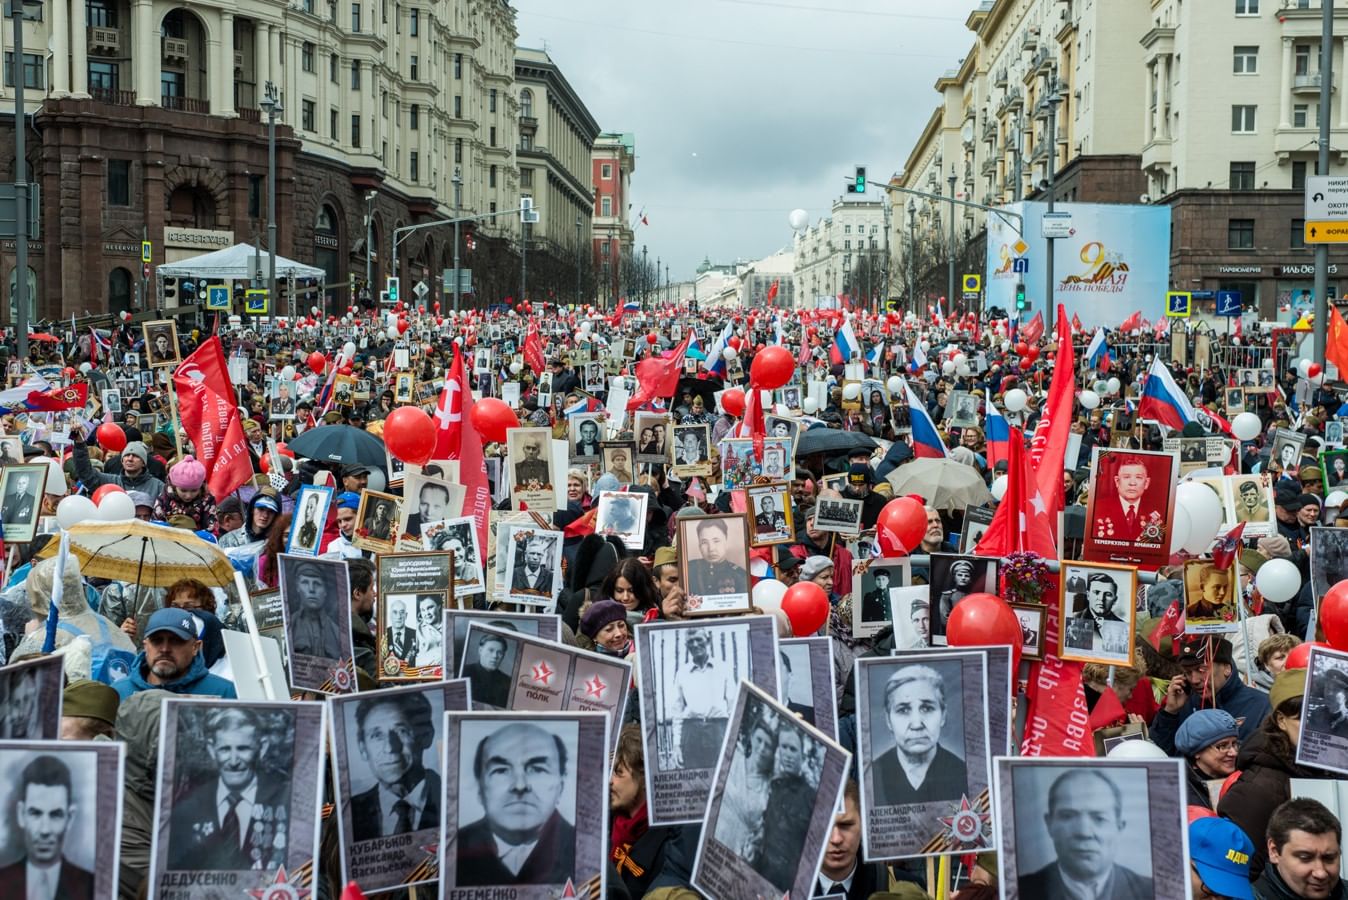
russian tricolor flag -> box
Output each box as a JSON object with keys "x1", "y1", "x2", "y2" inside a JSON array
[
  {"x1": 1137, "y1": 359, "x2": 1195, "y2": 431},
  {"x1": 985, "y1": 401, "x2": 1010, "y2": 470},
  {"x1": 903, "y1": 379, "x2": 950, "y2": 459},
  {"x1": 865, "y1": 344, "x2": 882, "y2": 367},
  {"x1": 831, "y1": 321, "x2": 862, "y2": 365},
  {"x1": 1085, "y1": 327, "x2": 1111, "y2": 372},
  {"x1": 706, "y1": 321, "x2": 734, "y2": 377},
  {"x1": 909, "y1": 342, "x2": 928, "y2": 373}
]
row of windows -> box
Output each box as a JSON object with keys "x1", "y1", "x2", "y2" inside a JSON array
[
  {"x1": 842, "y1": 224, "x2": 880, "y2": 235},
  {"x1": 1233, "y1": 43, "x2": 1324, "y2": 76},
  {"x1": 1232, "y1": 103, "x2": 1325, "y2": 133},
  {"x1": 1226, "y1": 218, "x2": 1314, "y2": 251}
]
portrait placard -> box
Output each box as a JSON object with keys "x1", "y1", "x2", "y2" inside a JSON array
[
  {"x1": 993, "y1": 757, "x2": 1188, "y2": 900},
  {"x1": 1311, "y1": 527, "x2": 1348, "y2": 603},
  {"x1": 928, "y1": 553, "x2": 999, "y2": 644},
  {"x1": 746, "y1": 481, "x2": 794, "y2": 547},
  {"x1": 635, "y1": 616, "x2": 780, "y2": 825},
  {"x1": 813, "y1": 496, "x2": 864, "y2": 536},
  {"x1": 443, "y1": 610, "x2": 562, "y2": 675},
  {"x1": 1270, "y1": 427, "x2": 1308, "y2": 473},
  {"x1": 397, "y1": 473, "x2": 466, "y2": 549},
  {"x1": 853, "y1": 558, "x2": 912, "y2": 639},
  {"x1": 780, "y1": 636, "x2": 839, "y2": 741},
  {"x1": 376, "y1": 551, "x2": 454, "y2": 681},
  {"x1": 0, "y1": 654, "x2": 63, "y2": 739},
  {"x1": 507, "y1": 426, "x2": 556, "y2": 513},
  {"x1": 149, "y1": 699, "x2": 327, "y2": 898},
  {"x1": 0, "y1": 462, "x2": 48, "y2": 544},
  {"x1": 457, "y1": 624, "x2": 631, "y2": 745},
  {"x1": 889, "y1": 586, "x2": 933, "y2": 650},
  {"x1": 1011, "y1": 603, "x2": 1048, "y2": 662},
  {"x1": 1058, "y1": 561, "x2": 1138, "y2": 666},
  {"x1": 634, "y1": 412, "x2": 672, "y2": 465},
  {"x1": 595, "y1": 490, "x2": 649, "y2": 552},
  {"x1": 959, "y1": 506, "x2": 996, "y2": 554},
  {"x1": 946, "y1": 390, "x2": 979, "y2": 428},
  {"x1": 943, "y1": 644, "x2": 1014, "y2": 757},
  {"x1": 502, "y1": 526, "x2": 565, "y2": 608},
  {"x1": 0, "y1": 739, "x2": 124, "y2": 897},
  {"x1": 267, "y1": 375, "x2": 297, "y2": 419},
  {"x1": 331, "y1": 681, "x2": 470, "y2": 892},
  {"x1": 1228, "y1": 473, "x2": 1275, "y2": 536},
  {"x1": 1082, "y1": 447, "x2": 1178, "y2": 568},
  {"x1": 671, "y1": 423, "x2": 711, "y2": 478},
  {"x1": 439, "y1": 711, "x2": 609, "y2": 898},
  {"x1": 0, "y1": 436, "x2": 23, "y2": 465},
  {"x1": 856, "y1": 652, "x2": 992, "y2": 859},
  {"x1": 142, "y1": 319, "x2": 181, "y2": 368},
  {"x1": 1182, "y1": 559, "x2": 1239, "y2": 634},
  {"x1": 678, "y1": 512, "x2": 753, "y2": 615},
  {"x1": 693, "y1": 681, "x2": 851, "y2": 900},
  {"x1": 600, "y1": 440, "x2": 637, "y2": 484},
  {"x1": 278, "y1": 553, "x2": 357, "y2": 693},
  {"x1": 421, "y1": 515, "x2": 485, "y2": 596},
  {"x1": 569, "y1": 413, "x2": 604, "y2": 465},
  {"x1": 354, "y1": 489, "x2": 401, "y2": 554},
  {"x1": 285, "y1": 483, "x2": 333, "y2": 557},
  {"x1": 1297, "y1": 645, "x2": 1348, "y2": 775}
]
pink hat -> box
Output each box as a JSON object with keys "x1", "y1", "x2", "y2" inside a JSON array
[{"x1": 169, "y1": 455, "x2": 207, "y2": 491}]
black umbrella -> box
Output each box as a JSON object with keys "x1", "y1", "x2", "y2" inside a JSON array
[
  {"x1": 795, "y1": 426, "x2": 878, "y2": 458},
  {"x1": 675, "y1": 375, "x2": 722, "y2": 409},
  {"x1": 287, "y1": 424, "x2": 387, "y2": 468}
]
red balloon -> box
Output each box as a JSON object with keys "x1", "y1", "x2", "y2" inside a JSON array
[
  {"x1": 1019, "y1": 355, "x2": 1034, "y2": 369},
  {"x1": 720, "y1": 388, "x2": 746, "y2": 417},
  {"x1": 781, "y1": 581, "x2": 829, "y2": 636},
  {"x1": 876, "y1": 497, "x2": 926, "y2": 555},
  {"x1": 92, "y1": 484, "x2": 125, "y2": 504},
  {"x1": 1285, "y1": 640, "x2": 1333, "y2": 670},
  {"x1": 1321, "y1": 580, "x2": 1348, "y2": 650},
  {"x1": 383, "y1": 406, "x2": 437, "y2": 466},
  {"x1": 947, "y1": 591, "x2": 1024, "y2": 672},
  {"x1": 751, "y1": 345, "x2": 795, "y2": 390},
  {"x1": 1309, "y1": 362, "x2": 1324, "y2": 378},
  {"x1": 1026, "y1": 347, "x2": 1040, "y2": 361},
  {"x1": 469, "y1": 398, "x2": 520, "y2": 444},
  {"x1": 307, "y1": 351, "x2": 326, "y2": 374},
  {"x1": 338, "y1": 364, "x2": 354, "y2": 376},
  {"x1": 276, "y1": 443, "x2": 295, "y2": 459},
  {"x1": 96, "y1": 422, "x2": 127, "y2": 453},
  {"x1": 1015, "y1": 342, "x2": 1029, "y2": 356},
  {"x1": 397, "y1": 318, "x2": 411, "y2": 335},
  {"x1": 647, "y1": 333, "x2": 659, "y2": 344}
]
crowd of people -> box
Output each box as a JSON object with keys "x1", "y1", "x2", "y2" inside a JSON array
[{"x1": 1, "y1": 302, "x2": 1347, "y2": 900}]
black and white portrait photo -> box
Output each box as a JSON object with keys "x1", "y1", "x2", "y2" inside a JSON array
[
  {"x1": 100, "y1": 388, "x2": 122, "y2": 415},
  {"x1": 508, "y1": 427, "x2": 556, "y2": 513},
  {"x1": 279, "y1": 554, "x2": 356, "y2": 692},
  {"x1": 1271, "y1": 428, "x2": 1308, "y2": 474},
  {"x1": 601, "y1": 442, "x2": 636, "y2": 484},
  {"x1": 778, "y1": 385, "x2": 802, "y2": 410},
  {"x1": 423, "y1": 516, "x2": 485, "y2": 596},
  {"x1": 1297, "y1": 645, "x2": 1348, "y2": 775},
  {"x1": 439, "y1": 712, "x2": 608, "y2": 897},
  {"x1": 1012, "y1": 603, "x2": 1048, "y2": 662},
  {"x1": 946, "y1": 390, "x2": 979, "y2": 428},
  {"x1": 764, "y1": 414, "x2": 800, "y2": 448},
  {"x1": 1329, "y1": 420, "x2": 1346, "y2": 448},
  {"x1": 0, "y1": 437, "x2": 23, "y2": 466},
  {"x1": 569, "y1": 414, "x2": 604, "y2": 464},
  {"x1": 0, "y1": 742, "x2": 123, "y2": 899},
  {"x1": 671, "y1": 424, "x2": 711, "y2": 477},
  {"x1": 635, "y1": 412, "x2": 671, "y2": 464},
  {"x1": 0, "y1": 463, "x2": 47, "y2": 544},
  {"x1": 889, "y1": 586, "x2": 933, "y2": 650},
  {"x1": 693, "y1": 681, "x2": 850, "y2": 900},
  {"x1": 331, "y1": 681, "x2": 469, "y2": 892},
  {"x1": 856, "y1": 652, "x2": 993, "y2": 860},
  {"x1": 779, "y1": 636, "x2": 838, "y2": 740},
  {"x1": 595, "y1": 490, "x2": 649, "y2": 552},
  {"x1": 584, "y1": 361, "x2": 606, "y2": 392},
  {"x1": 150, "y1": 700, "x2": 326, "y2": 895},
  {"x1": 1311, "y1": 527, "x2": 1348, "y2": 603},
  {"x1": 504, "y1": 528, "x2": 564, "y2": 607},
  {"x1": 142, "y1": 320, "x2": 180, "y2": 368},
  {"x1": 0, "y1": 655, "x2": 63, "y2": 740},
  {"x1": 678, "y1": 513, "x2": 752, "y2": 615},
  {"x1": 355, "y1": 489, "x2": 401, "y2": 553},
  {"x1": 813, "y1": 496, "x2": 863, "y2": 536},
  {"x1": 959, "y1": 506, "x2": 996, "y2": 554},
  {"x1": 285, "y1": 484, "x2": 333, "y2": 557},
  {"x1": 443, "y1": 610, "x2": 561, "y2": 675},
  {"x1": 635, "y1": 617, "x2": 780, "y2": 825},
  {"x1": 854, "y1": 559, "x2": 911, "y2": 639},
  {"x1": 376, "y1": 550, "x2": 453, "y2": 681},
  {"x1": 1059, "y1": 562, "x2": 1137, "y2": 666},
  {"x1": 398, "y1": 473, "x2": 464, "y2": 545},
  {"x1": 928, "y1": 554, "x2": 999, "y2": 643},
  {"x1": 994, "y1": 758, "x2": 1186, "y2": 900},
  {"x1": 746, "y1": 482, "x2": 793, "y2": 547}
]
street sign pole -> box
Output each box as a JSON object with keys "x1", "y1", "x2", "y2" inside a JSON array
[{"x1": 1315, "y1": 0, "x2": 1333, "y2": 364}]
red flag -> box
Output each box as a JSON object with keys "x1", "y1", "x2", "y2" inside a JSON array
[
  {"x1": 626, "y1": 331, "x2": 692, "y2": 412},
  {"x1": 974, "y1": 426, "x2": 1055, "y2": 557},
  {"x1": 1148, "y1": 600, "x2": 1186, "y2": 650},
  {"x1": 563, "y1": 507, "x2": 598, "y2": 538},
  {"x1": 1070, "y1": 313, "x2": 1083, "y2": 334},
  {"x1": 1235, "y1": 315, "x2": 1244, "y2": 340},
  {"x1": 1211, "y1": 522, "x2": 1247, "y2": 570},
  {"x1": 766, "y1": 280, "x2": 779, "y2": 302},
  {"x1": 524, "y1": 325, "x2": 546, "y2": 376},
  {"x1": 435, "y1": 346, "x2": 492, "y2": 557},
  {"x1": 1087, "y1": 684, "x2": 1128, "y2": 731},
  {"x1": 1020, "y1": 311, "x2": 1044, "y2": 345},
  {"x1": 1027, "y1": 305, "x2": 1075, "y2": 553},
  {"x1": 172, "y1": 336, "x2": 253, "y2": 501},
  {"x1": 24, "y1": 383, "x2": 87, "y2": 412},
  {"x1": 341, "y1": 884, "x2": 368, "y2": 900},
  {"x1": 1119, "y1": 310, "x2": 1143, "y2": 333},
  {"x1": 1329, "y1": 306, "x2": 1348, "y2": 376},
  {"x1": 1020, "y1": 572, "x2": 1092, "y2": 757}
]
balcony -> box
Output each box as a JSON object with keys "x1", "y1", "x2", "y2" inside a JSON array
[
  {"x1": 1293, "y1": 72, "x2": 1333, "y2": 94},
  {"x1": 238, "y1": 105, "x2": 260, "y2": 122},
  {"x1": 994, "y1": 67, "x2": 1008, "y2": 87},
  {"x1": 87, "y1": 26, "x2": 119, "y2": 54},
  {"x1": 161, "y1": 95, "x2": 210, "y2": 113},
  {"x1": 89, "y1": 88, "x2": 136, "y2": 106},
  {"x1": 981, "y1": 157, "x2": 997, "y2": 176},
  {"x1": 981, "y1": 117, "x2": 996, "y2": 141},
  {"x1": 518, "y1": 114, "x2": 537, "y2": 131},
  {"x1": 1141, "y1": 136, "x2": 1172, "y2": 172},
  {"x1": 1034, "y1": 46, "x2": 1055, "y2": 75},
  {"x1": 1021, "y1": 29, "x2": 1038, "y2": 51},
  {"x1": 162, "y1": 36, "x2": 188, "y2": 60},
  {"x1": 996, "y1": 86, "x2": 1023, "y2": 115}
]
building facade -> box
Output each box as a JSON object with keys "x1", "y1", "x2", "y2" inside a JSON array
[
  {"x1": 793, "y1": 196, "x2": 887, "y2": 309},
  {"x1": 0, "y1": 0, "x2": 578, "y2": 321},
  {"x1": 592, "y1": 132, "x2": 635, "y2": 308}
]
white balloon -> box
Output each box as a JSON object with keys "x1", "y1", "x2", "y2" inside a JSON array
[
  {"x1": 723, "y1": 347, "x2": 738, "y2": 360},
  {"x1": 920, "y1": 340, "x2": 930, "y2": 352},
  {"x1": 990, "y1": 474, "x2": 1008, "y2": 501},
  {"x1": 1328, "y1": 490, "x2": 1348, "y2": 509},
  {"x1": 365, "y1": 468, "x2": 387, "y2": 492},
  {"x1": 886, "y1": 376, "x2": 904, "y2": 394},
  {"x1": 956, "y1": 363, "x2": 972, "y2": 377},
  {"x1": 343, "y1": 341, "x2": 357, "y2": 358},
  {"x1": 842, "y1": 382, "x2": 862, "y2": 401},
  {"x1": 1169, "y1": 504, "x2": 1192, "y2": 555},
  {"x1": 509, "y1": 362, "x2": 523, "y2": 375},
  {"x1": 279, "y1": 366, "x2": 296, "y2": 381},
  {"x1": 1106, "y1": 377, "x2": 1121, "y2": 395},
  {"x1": 1298, "y1": 358, "x2": 1313, "y2": 377},
  {"x1": 788, "y1": 208, "x2": 809, "y2": 231},
  {"x1": 1000, "y1": 341, "x2": 1011, "y2": 352},
  {"x1": 953, "y1": 353, "x2": 968, "y2": 366},
  {"x1": 1004, "y1": 388, "x2": 1028, "y2": 412},
  {"x1": 802, "y1": 397, "x2": 820, "y2": 414},
  {"x1": 311, "y1": 306, "x2": 320, "y2": 316},
  {"x1": 79, "y1": 362, "x2": 92, "y2": 374},
  {"x1": 753, "y1": 579, "x2": 788, "y2": 613},
  {"x1": 1176, "y1": 482, "x2": 1224, "y2": 549},
  {"x1": 1078, "y1": 389, "x2": 1100, "y2": 410},
  {"x1": 942, "y1": 360, "x2": 956, "y2": 375},
  {"x1": 580, "y1": 321, "x2": 593, "y2": 333},
  {"x1": 97, "y1": 492, "x2": 136, "y2": 522},
  {"x1": 1231, "y1": 412, "x2": 1262, "y2": 442},
  {"x1": 1094, "y1": 379, "x2": 1110, "y2": 394},
  {"x1": 1106, "y1": 738, "x2": 1170, "y2": 759},
  {"x1": 56, "y1": 495, "x2": 96, "y2": 530},
  {"x1": 1256, "y1": 558, "x2": 1302, "y2": 604}
]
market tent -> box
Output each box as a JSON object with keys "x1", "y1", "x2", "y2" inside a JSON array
[{"x1": 157, "y1": 243, "x2": 326, "y2": 280}]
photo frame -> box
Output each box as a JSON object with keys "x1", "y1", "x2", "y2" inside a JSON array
[
  {"x1": 0, "y1": 462, "x2": 47, "y2": 544},
  {"x1": 595, "y1": 490, "x2": 649, "y2": 552},
  {"x1": 634, "y1": 412, "x2": 672, "y2": 465},
  {"x1": 422, "y1": 515, "x2": 485, "y2": 596},
  {"x1": 569, "y1": 413, "x2": 604, "y2": 465},
  {"x1": 0, "y1": 654, "x2": 64, "y2": 739},
  {"x1": 1093, "y1": 721, "x2": 1150, "y2": 757},
  {"x1": 600, "y1": 441, "x2": 636, "y2": 484},
  {"x1": 1296, "y1": 644, "x2": 1348, "y2": 775},
  {"x1": 1058, "y1": 560, "x2": 1138, "y2": 666},
  {"x1": 812, "y1": 496, "x2": 863, "y2": 536},
  {"x1": 142, "y1": 319, "x2": 181, "y2": 368},
  {"x1": 928, "y1": 553, "x2": 1000, "y2": 643},
  {"x1": 285, "y1": 484, "x2": 334, "y2": 557},
  {"x1": 1082, "y1": 447, "x2": 1178, "y2": 568},
  {"x1": 353, "y1": 489, "x2": 401, "y2": 554},
  {"x1": 1010, "y1": 603, "x2": 1048, "y2": 662},
  {"x1": 278, "y1": 553, "x2": 357, "y2": 692},
  {"x1": 745, "y1": 481, "x2": 794, "y2": 547},
  {"x1": 780, "y1": 636, "x2": 839, "y2": 740},
  {"x1": 672, "y1": 423, "x2": 711, "y2": 478},
  {"x1": 1182, "y1": 558, "x2": 1240, "y2": 634},
  {"x1": 853, "y1": 558, "x2": 912, "y2": 639},
  {"x1": 376, "y1": 551, "x2": 455, "y2": 681},
  {"x1": 678, "y1": 512, "x2": 753, "y2": 615},
  {"x1": 397, "y1": 472, "x2": 466, "y2": 549},
  {"x1": 502, "y1": 526, "x2": 565, "y2": 608}
]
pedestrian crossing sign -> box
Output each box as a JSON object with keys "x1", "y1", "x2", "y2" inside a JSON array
[
  {"x1": 1166, "y1": 291, "x2": 1192, "y2": 318},
  {"x1": 245, "y1": 289, "x2": 269, "y2": 315},
  {"x1": 205, "y1": 284, "x2": 231, "y2": 311}
]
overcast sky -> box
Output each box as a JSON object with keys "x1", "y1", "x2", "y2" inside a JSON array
[{"x1": 512, "y1": 0, "x2": 980, "y2": 282}]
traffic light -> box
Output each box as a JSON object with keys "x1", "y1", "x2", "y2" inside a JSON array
[
  {"x1": 1015, "y1": 282, "x2": 1027, "y2": 312},
  {"x1": 464, "y1": 225, "x2": 476, "y2": 252},
  {"x1": 163, "y1": 277, "x2": 178, "y2": 305},
  {"x1": 854, "y1": 166, "x2": 866, "y2": 194}
]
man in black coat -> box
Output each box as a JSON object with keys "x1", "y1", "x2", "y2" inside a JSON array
[
  {"x1": 754, "y1": 726, "x2": 814, "y2": 891},
  {"x1": 456, "y1": 723, "x2": 576, "y2": 885},
  {"x1": 462, "y1": 632, "x2": 512, "y2": 708},
  {"x1": 349, "y1": 692, "x2": 441, "y2": 842},
  {"x1": 384, "y1": 599, "x2": 418, "y2": 667},
  {"x1": 0, "y1": 755, "x2": 95, "y2": 898}
]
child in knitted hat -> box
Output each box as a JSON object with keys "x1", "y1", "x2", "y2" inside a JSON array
[
  {"x1": 580, "y1": 598, "x2": 632, "y2": 657},
  {"x1": 152, "y1": 455, "x2": 218, "y2": 532}
]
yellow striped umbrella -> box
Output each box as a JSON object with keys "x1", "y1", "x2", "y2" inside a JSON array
[{"x1": 37, "y1": 520, "x2": 237, "y2": 588}]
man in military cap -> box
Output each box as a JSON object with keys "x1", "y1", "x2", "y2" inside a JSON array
[
  {"x1": 286, "y1": 559, "x2": 344, "y2": 659},
  {"x1": 59, "y1": 680, "x2": 119, "y2": 741}
]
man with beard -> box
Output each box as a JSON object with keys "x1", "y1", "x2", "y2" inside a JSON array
[
  {"x1": 168, "y1": 708, "x2": 290, "y2": 870},
  {"x1": 113, "y1": 608, "x2": 237, "y2": 700},
  {"x1": 349, "y1": 692, "x2": 441, "y2": 841}
]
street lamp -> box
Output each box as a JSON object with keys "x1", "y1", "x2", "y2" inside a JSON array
[
  {"x1": 946, "y1": 166, "x2": 957, "y2": 318},
  {"x1": 575, "y1": 213, "x2": 582, "y2": 307},
  {"x1": 451, "y1": 167, "x2": 462, "y2": 312},
  {"x1": 364, "y1": 190, "x2": 377, "y2": 305},
  {"x1": 906, "y1": 200, "x2": 916, "y2": 314},
  {"x1": 259, "y1": 81, "x2": 282, "y2": 320},
  {"x1": 1040, "y1": 78, "x2": 1064, "y2": 331},
  {"x1": 11, "y1": 0, "x2": 42, "y2": 359}
]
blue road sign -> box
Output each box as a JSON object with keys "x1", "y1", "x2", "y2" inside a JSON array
[
  {"x1": 1215, "y1": 290, "x2": 1242, "y2": 317},
  {"x1": 1012, "y1": 257, "x2": 1030, "y2": 273}
]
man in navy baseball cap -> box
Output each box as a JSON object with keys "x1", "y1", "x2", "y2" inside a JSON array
[
  {"x1": 113, "y1": 608, "x2": 237, "y2": 702},
  {"x1": 1189, "y1": 816, "x2": 1254, "y2": 900}
]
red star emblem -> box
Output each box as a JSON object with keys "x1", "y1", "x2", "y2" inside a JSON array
[
  {"x1": 246, "y1": 867, "x2": 311, "y2": 900},
  {"x1": 531, "y1": 660, "x2": 555, "y2": 685},
  {"x1": 560, "y1": 879, "x2": 577, "y2": 899},
  {"x1": 584, "y1": 674, "x2": 607, "y2": 699},
  {"x1": 938, "y1": 795, "x2": 990, "y2": 846}
]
